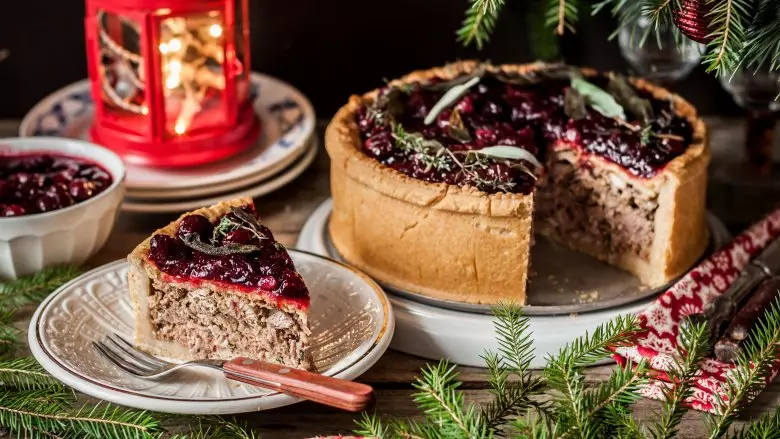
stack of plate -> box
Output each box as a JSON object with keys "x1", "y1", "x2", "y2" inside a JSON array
[{"x1": 20, "y1": 73, "x2": 317, "y2": 213}]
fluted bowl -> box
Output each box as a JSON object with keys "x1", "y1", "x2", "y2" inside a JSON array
[{"x1": 0, "y1": 137, "x2": 126, "y2": 279}]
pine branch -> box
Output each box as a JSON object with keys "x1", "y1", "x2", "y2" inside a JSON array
[
  {"x1": 730, "y1": 405, "x2": 780, "y2": 439},
  {"x1": 702, "y1": 0, "x2": 753, "y2": 76},
  {"x1": 543, "y1": 314, "x2": 642, "y2": 438},
  {"x1": 457, "y1": 0, "x2": 506, "y2": 50},
  {"x1": 411, "y1": 360, "x2": 487, "y2": 439},
  {"x1": 707, "y1": 296, "x2": 780, "y2": 439},
  {"x1": 355, "y1": 412, "x2": 388, "y2": 439},
  {"x1": 529, "y1": 0, "x2": 561, "y2": 60},
  {"x1": 650, "y1": 319, "x2": 710, "y2": 439},
  {"x1": 0, "y1": 389, "x2": 164, "y2": 439},
  {"x1": 739, "y1": 0, "x2": 780, "y2": 71},
  {"x1": 545, "y1": 0, "x2": 579, "y2": 36},
  {"x1": 0, "y1": 357, "x2": 63, "y2": 391},
  {"x1": 479, "y1": 305, "x2": 547, "y2": 434},
  {"x1": 0, "y1": 266, "x2": 83, "y2": 311}
]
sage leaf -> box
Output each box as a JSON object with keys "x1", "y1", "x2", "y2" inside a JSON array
[
  {"x1": 564, "y1": 87, "x2": 587, "y2": 120},
  {"x1": 181, "y1": 233, "x2": 261, "y2": 256},
  {"x1": 424, "y1": 66, "x2": 486, "y2": 92},
  {"x1": 571, "y1": 77, "x2": 626, "y2": 120},
  {"x1": 477, "y1": 145, "x2": 542, "y2": 168},
  {"x1": 493, "y1": 63, "x2": 573, "y2": 85},
  {"x1": 424, "y1": 76, "x2": 481, "y2": 125},
  {"x1": 607, "y1": 74, "x2": 653, "y2": 124},
  {"x1": 447, "y1": 109, "x2": 472, "y2": 143}
]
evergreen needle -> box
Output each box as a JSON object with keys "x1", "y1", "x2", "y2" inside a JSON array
[{"x1": 0, "y1": 266, "x2": 83, "y2": 310}]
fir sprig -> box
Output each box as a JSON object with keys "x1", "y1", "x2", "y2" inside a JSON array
[
  {"x1": 0, "y1": 357, "x2": 64, "y2": 391},
  {"x1": 0, "y1": 266, "x2": 83, "y2": 310},
  {"x1": 546, "y1": 0, "x2": 579, "y2": 36},
  {"x1": 479, "y1": 304, "x2": 547, "y2": 433},
  {"x1": 457, "y1": 0, "x2": 506, "y2": 50},
  {"x1": 707, "y1": 296, "x2": 780, "y2": 439},
  {"x1": 702, "y1": 0, "x2": 753, "y2": 76},
  {"x1": 461, "y1": 0, "x2": 780, "y2": 77},
  {"x1": 650, "y1": 319, "x2": 710, "y2": 439}
]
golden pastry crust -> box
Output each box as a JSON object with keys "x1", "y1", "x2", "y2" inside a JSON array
[{"x1": 325, "y1": 61, "x2": 710, "y2": 305}]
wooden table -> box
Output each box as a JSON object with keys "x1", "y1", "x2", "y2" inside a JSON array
[{"x1": 3, "y1": 118, "x2": 779, "y2": 438}]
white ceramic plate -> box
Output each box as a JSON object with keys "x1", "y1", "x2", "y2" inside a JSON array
[
  {"x1": 121, "y1": 137, "x2": 318, "y2": 213},
  {"x1": 296, "y1": 199, "x2": 729, "y2": 368},
  {"x1": 20, "y1": 73, "x2": 315, "y2": 196},
  {"x1": 29, "y1": 251, "x2": 394, "y2": 414}
]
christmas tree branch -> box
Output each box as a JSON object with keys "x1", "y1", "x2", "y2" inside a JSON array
[
  {"x1": 703, "y1": 0, "x2": 752, "y2": 75},
  {"x1": 730, "y1": 405, "x2": 780, "y2": 439},
  {"x1": 479, "y1": 305, "x2": 547, "y2": 433},
  {"x1": 0, "y1": 266, "x2": 83, "y2": 310},
  {"x1": 546, "y1": 0, "x2": 579, "y2": 36},
  {"x1": 0, "y1": 357, "x2": 64, "y2": 391},
  {"x1": 651, "y1": 319, "x2": 710, "y2": 439},
  {"x1": 739, "y1": 0, "x2": 780, "y2": 71},
  {"x1": 707, "y1": 296, "x2": 780, "y2": 439},
  {"x1": 457, "y1": 0, "x2": 506, "y2": 49}
]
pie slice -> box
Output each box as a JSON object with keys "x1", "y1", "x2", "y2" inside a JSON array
[{"x1": 128, "y1": 198, "x2": 312, "y2": 370}]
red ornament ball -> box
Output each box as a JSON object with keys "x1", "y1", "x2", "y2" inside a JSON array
[{"x1": 673, "y1": 0, "x2": 714, "y2": 44}]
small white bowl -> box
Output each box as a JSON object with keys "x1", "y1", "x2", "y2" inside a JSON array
[{"x1": 0, "y1": 137, "x2": 126, "y2": 279}]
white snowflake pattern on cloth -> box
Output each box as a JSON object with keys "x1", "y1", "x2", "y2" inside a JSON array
[
  {"x1": 650, "y1": 352, "x2": 676, "y2": 370},
  {"x1": 729, "y1": 244, "x2": 751, "y2": 268},
  {"x1": 748, "y1": 222, "x2": 772, "y2": 246},
  {"x1": 671, "y1": 276, "x2": 698, "y2": 299},
  {"x1": 659, "y1": 293, "x2": 674, "y2": 306},
  {"x1": 614, "y1": 346, "x2": 641, "y2": 362},
  {"x1": 646, "y1": 305, "x2": 675, "y2": 335},
  {"x1": 699, "y1": 359, "x2": 725, "y2": 374},
  {"x1": 713, "y1": 252, "x2": 732, "y2": 271},
  {"x1": 697, "y1": 376, "x2": 723, "y2": 392},
  {"x1": 710, "y1": 274, "x2": 729, "y2": 293},
  {"x1": 638, "y1": 382, "x2": 665, "y2": 400},
  {"x1": 696, "y1": 260, "x2": 716, "y2": 276},
  {"x1": 678, "y1": 302, "x2": 702, "y2": 317},
  {"x1": 641, "y1": 332, "x2": 676, "y2": 355}
]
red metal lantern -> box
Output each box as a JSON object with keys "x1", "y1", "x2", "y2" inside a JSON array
[{"x1": 84, "y1": 0, "x2": 259, "y2": 167}]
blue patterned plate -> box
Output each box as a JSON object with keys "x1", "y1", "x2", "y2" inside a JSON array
[{"x1": 20, "y1": 73, "x2": 315, "y2": 196}]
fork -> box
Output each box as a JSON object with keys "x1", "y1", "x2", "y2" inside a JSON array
[{"x1": 93, "y1": 334, "x2": 374, "y2": 412}]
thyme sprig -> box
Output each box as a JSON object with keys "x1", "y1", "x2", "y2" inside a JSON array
[
  {"x1": 212, "y1": 208, "x2": 268, "y2": 244},
  {"x1": 391, "y1": 124, "x2": 540, "y2": 192}
]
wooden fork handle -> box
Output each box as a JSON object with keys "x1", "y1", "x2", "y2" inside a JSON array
[{"x1": 223, "y1": 357, "x2": 374, "y2": 412}]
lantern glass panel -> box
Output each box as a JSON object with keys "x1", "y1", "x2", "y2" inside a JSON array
[
  {"x1": 96, "y1": 10, "x2": 150, "y2": 134},
  {"x1": 233, "y1": 0, "x2": 249, "y2": 102},
  {"x1": 159, "y1": 12, "x2": 229, "y2": 137}
]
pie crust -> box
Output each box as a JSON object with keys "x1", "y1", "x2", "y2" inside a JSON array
[{"x1": 325, "y1": 61, "x2": 710, "y2": 305}]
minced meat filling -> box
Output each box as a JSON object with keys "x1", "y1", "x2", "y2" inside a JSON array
[
  {"x1": 148, "y1": 280, "x2": 308, "y2": 367},
  {"x1": 535, "y1": 158, "x2": 657, "y2": 260}
]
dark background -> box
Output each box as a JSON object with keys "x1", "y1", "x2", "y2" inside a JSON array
[{"x1": 0, "y1": 0, "x2": 744, "y2": 119}]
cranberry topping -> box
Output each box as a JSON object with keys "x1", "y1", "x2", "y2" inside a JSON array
[
  {"x1": 147, "y1": 209, "x2": 309, "y2": 302},
  {"x1": 0, "y1": 153, "x2": 113, "y2": 217},
  {"x1": 356, "y1": 75, "x2": 692, "y2": 194}
]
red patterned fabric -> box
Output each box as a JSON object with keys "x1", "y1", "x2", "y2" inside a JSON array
[{"x1": 612, "y1": 208, "x2": 780, "y2": 412}]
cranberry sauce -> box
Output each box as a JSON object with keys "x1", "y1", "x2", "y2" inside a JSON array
[
  {"x1": 356, "y1": 74, "x2": 692, "y2": 193},
  {"x1": 0, "y1": 153, "x2": 113, "y2": 217},
  {"x1": 146, "y1": 206, "x2": 309, "y2": 303}
]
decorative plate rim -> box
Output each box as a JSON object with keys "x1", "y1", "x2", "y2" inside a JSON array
[
  {"x1": 19, "y1": 72, "x2": 316, "y2": 192},
  {"x1": 29, "y1": 250, "x2": 394, "y2": 413},
  {"x1": 120, "y1": 137, "x2": 319, "y2": 213}
]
